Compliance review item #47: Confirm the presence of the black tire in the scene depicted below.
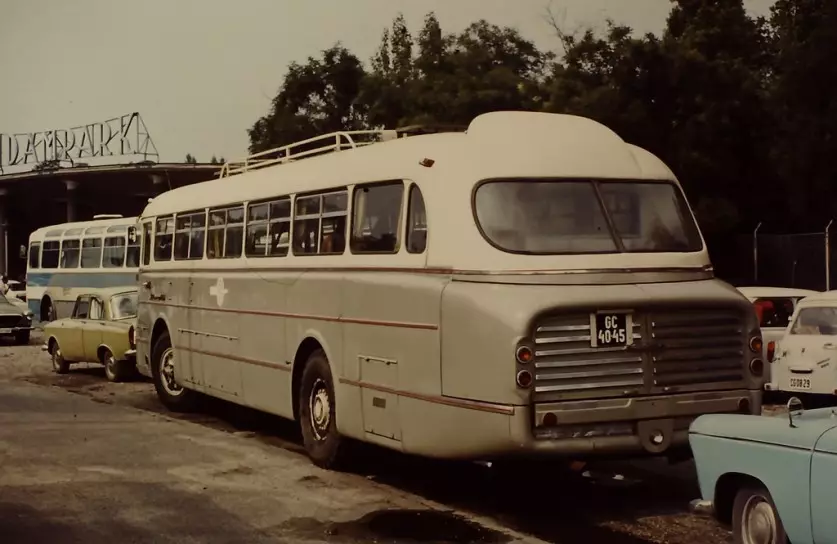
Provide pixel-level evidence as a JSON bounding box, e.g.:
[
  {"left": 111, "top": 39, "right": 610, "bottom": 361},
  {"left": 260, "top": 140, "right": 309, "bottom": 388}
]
[
  {"left": 732, "top": 484, "right": 788, "bottom": 544},
  {"left": 14, "top": 331, "right": 30, "bottom": 345},
  {"left": 299, "top": 349, "right": 349, "bottom": 469},
  {"left": 42, "top": 300, "right": 56, "bottom": 322},
  {"left": 151, "top": 331, "right": 196, "bottom": 411},
  {"left": 50, "top": 341, "right": 70, "bottom": 374},
  {"left": 103, "top": 348, "right": 130, "bottom": 383}
]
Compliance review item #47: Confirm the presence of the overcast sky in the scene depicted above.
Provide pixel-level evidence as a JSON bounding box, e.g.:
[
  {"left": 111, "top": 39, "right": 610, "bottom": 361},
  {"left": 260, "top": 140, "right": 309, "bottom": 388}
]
[{"left": 0, "top": 0, "right": 773, "bottom": 170}]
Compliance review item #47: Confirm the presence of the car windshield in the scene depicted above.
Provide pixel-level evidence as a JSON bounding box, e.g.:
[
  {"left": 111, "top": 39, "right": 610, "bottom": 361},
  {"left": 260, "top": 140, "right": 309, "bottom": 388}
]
[
  {"left": 790, "top": 307, "right": 837, "bottom": 335},
  {"left": 110, "top": 292, "right": 138, "bottom": 319},
  {"left": 474, "top": 180, "right": 703, "bottom": 254}
]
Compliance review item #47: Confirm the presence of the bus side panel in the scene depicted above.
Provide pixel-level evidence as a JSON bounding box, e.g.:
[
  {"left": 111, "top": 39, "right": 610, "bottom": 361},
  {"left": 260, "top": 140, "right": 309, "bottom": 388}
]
[
  {"left": 190, "top": 271, "right": 243, "bottom": 397},
  {"left": 237, "top": 269, "right": 296, "bottom": 418},
  {"left": 284, "top": 270, "right": 344, "bottom": 414},
  {"left": 339, "top": 272, "right": 443, "bottom": 445},
  {"left": 440, "top": 281, "right": 537, "bottom": 405}
]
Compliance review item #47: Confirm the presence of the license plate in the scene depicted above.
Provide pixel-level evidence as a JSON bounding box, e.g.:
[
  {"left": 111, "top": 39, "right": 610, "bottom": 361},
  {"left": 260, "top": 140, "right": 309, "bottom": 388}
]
[
  {"left": 592, "top": 312, "right": 629, "bottom": 347},
  {"left": 0, "top": 328, "right": 13, "bottom": 334},
  {"left": 789, "top": 377, "right": 811, "bottom": 391}
]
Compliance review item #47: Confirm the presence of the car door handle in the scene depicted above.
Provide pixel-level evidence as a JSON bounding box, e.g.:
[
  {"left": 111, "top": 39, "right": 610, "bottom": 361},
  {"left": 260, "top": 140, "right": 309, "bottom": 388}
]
[{"left": 824, "top": 343, "right": 837, "bottom": 350}]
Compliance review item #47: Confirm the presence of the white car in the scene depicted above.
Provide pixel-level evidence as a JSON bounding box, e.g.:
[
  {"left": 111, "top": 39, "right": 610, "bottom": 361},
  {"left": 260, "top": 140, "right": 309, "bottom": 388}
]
[
  {"left": 769, "top": 291, "right": 837, "bottom": 397},
  {"left": 737, "top": 286, "right": 819, "bottom": 388}
]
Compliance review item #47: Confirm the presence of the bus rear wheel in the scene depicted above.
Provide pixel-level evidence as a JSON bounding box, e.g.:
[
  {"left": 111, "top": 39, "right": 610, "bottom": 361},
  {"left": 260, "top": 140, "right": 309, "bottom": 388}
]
[
  {"left": 299, "top": 349, "right": 349, "bottom": 470},
  {"left": 152, "top": 331, "right": 196, "bottom": 412}
]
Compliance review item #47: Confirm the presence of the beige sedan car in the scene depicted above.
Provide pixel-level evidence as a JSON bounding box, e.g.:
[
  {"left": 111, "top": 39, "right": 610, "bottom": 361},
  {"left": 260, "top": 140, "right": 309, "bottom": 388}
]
[{"left": 42, "top": 288, "right": 138, "bottom": 382}]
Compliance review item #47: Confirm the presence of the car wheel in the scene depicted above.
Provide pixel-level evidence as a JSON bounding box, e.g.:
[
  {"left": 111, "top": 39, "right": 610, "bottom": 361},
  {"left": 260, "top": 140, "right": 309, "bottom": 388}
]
[
  {"left": 14, "top": 331, "right": 30, "bottom": 345},
  {"left": 151, "top": 331, "right": 196, "bottom": 411},
  {"left": 732, "top": 484, "right": 789, "bottom": 544},
  {"left": 298, "top": 349, "right": 349, "bottom": 470},
  {"left": 50, "top": 342, "right": 70, "bottom": 374},
  {"left": 103, "top": 349, "right": 129, "bottom": 383}
]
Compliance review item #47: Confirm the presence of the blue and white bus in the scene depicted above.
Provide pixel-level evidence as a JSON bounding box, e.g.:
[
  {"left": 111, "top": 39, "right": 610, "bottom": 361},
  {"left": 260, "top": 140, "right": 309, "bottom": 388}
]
[{"left": 26, "top": 215, "right": 140, "bottom": 323}]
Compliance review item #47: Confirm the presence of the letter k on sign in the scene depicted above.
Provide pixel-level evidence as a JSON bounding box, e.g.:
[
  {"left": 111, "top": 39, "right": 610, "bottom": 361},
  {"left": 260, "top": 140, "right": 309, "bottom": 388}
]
[{"left": 210, "top": 277, "right": 228, "bottom": 307}]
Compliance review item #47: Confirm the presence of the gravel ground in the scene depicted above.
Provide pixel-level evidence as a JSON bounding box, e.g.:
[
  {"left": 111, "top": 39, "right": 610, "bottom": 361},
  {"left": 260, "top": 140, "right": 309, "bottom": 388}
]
[{"left": 2, "top": 332, "right": 799, "bottom": 544}]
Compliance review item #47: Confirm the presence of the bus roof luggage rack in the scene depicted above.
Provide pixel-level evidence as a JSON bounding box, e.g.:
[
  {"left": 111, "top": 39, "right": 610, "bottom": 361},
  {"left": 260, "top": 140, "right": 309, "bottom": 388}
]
[
  {"left": 219, "top": 124, "right": 468, "bottom": 178},
  {"left": 219, "top": 130, "right": 398, "bottom": 178}
]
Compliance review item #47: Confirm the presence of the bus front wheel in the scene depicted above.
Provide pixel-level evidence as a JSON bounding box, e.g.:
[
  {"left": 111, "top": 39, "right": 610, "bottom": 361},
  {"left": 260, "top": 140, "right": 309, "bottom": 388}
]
[
  {"left": 152, "top": 331, "right": 197, "bottom": 412},
  {"left": 299, "top": 349, "right": 349, "bottom": 470}
]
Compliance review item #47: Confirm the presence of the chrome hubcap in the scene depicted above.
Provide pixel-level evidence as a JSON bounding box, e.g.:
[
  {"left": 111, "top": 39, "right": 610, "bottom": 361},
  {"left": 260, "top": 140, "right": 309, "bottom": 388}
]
[
  {"left": 160, "top": 348, "right": 183, "bottom": 396},
  {"left": 309, "top": 378, "right": 331, "bottom": 440},
  {"left": 742, "top": 494, "right": 778, "bottom": 544},
  {"left": 52, "top": 348, "right": 62, "bottom": 369}
]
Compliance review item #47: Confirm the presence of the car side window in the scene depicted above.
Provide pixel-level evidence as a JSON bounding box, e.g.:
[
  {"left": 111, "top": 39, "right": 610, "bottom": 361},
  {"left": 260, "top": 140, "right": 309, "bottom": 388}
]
[
  {"left": 753, "top": 297, "right": 796, "bottom": 328},
  {"left": 72, "top": 296, "right": 90, "bottom": 319},
  {"left": 88, "top": 298, "right": 103, "bottom": 320}
]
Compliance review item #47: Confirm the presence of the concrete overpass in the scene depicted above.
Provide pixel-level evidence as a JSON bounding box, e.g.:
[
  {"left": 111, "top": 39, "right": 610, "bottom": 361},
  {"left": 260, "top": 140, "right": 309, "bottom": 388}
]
[{"left": 0, "top": 162, "right": 221, "bottom": 279}]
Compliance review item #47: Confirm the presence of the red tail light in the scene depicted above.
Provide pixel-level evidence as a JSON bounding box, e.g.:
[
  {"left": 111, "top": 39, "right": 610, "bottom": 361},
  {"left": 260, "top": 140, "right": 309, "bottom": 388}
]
[
  {"left": 128, "top": 325, "right": 135, "bottom": 349},
  {"left": 767, "top": 341, "right": 776, "bottom": 362}
]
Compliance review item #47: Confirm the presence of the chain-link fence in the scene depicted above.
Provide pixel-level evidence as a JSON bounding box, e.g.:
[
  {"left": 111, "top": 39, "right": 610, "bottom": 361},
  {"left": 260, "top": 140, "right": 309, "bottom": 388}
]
[{"left": 708, "top": 231, "right": 834, "bottom": 291}]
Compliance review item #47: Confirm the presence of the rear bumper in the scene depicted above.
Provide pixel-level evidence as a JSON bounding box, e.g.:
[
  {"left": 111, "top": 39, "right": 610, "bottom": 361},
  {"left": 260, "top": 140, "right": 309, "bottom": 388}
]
[
  {"left": 381, "top": 388, "right": 761, "bottom": 460},
  {"left": 124, "top": 349, "right": 136, "bottom": 359},
  {"left": 526, "top": 389, "right": 760, "bottom": 456}
]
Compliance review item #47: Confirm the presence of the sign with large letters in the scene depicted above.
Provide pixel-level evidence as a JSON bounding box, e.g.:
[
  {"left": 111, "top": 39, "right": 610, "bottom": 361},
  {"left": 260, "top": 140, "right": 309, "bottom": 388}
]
[{"left": 0, "top": 112, "right": 159, "bottom": 173}]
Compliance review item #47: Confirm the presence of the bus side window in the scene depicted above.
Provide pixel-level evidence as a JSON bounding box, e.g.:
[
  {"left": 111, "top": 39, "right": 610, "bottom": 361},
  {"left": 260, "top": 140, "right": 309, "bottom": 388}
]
[
  {"left": 81, "top": 238, "right": 103, "bottom": 268},
  {"left": 293, "top": 191, "right": 348, "bottom": 255},
  {"left": 28, "top": 242, "right": 41, "bottom": 269},
  {"left": 141, "top": 222, "right": 152, "bottom": 266},
  {"left": 154, "top": 217, "right": 174, "bottom": 262},
  {"left": 60, "top": 239, "right": 81, "bottom": 268},
  {"left": 174, "top": 211, "right": 206, "bottom": 260},
  {"left": 350, "top": 181, "right": 404, "bottom": 254},
  {"left": 406, "top": 184, "right": 427, "bottom": 254},
  {"left": 126, "top": 232, "right": 141, "bottom": 267},
  {"left": 208, "top": 206, "right": 244, "bottom": 259},
  {"left": 42, "top": 241, "right": 60, "bottom": 268},
  {"left": 103, "top": 237, "right": 126, "bottom": 268}
]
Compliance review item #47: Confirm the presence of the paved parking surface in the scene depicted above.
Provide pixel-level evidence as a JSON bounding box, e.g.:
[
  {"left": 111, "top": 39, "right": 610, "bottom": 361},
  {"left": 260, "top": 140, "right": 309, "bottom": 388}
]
[{"left": 0, "top": 334, "right": 753, "bottom": 543}]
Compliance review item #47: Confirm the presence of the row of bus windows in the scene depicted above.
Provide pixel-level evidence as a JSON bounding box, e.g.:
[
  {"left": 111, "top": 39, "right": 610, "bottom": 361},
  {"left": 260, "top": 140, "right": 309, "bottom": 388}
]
[
  {"left": 28, "top": 236, "right": 141, "bottom": 270},
  {"left": 146, "top": 181, "right": 428, "bottom": 263}
]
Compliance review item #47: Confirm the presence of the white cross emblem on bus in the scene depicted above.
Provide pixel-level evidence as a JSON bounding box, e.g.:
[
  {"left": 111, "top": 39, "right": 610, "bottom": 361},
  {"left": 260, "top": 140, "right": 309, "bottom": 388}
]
[{"left": 210, "top": 277, "right": 228, "bottom": 307}]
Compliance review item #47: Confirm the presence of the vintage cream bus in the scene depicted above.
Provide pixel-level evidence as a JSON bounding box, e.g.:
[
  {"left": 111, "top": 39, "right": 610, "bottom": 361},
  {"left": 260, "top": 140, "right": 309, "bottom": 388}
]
[
  {"left": 27, "top": 215, "right": 141, "bottom": 323},
  {"left": 134, "top": 111, "right": 763, "bottom": 469}
]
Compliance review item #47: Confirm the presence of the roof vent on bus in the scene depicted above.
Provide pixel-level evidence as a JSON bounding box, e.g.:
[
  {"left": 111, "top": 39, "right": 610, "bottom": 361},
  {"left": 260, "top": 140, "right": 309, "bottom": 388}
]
[{"left": 93, "top": 214, "right": 123, "bottom": 219}]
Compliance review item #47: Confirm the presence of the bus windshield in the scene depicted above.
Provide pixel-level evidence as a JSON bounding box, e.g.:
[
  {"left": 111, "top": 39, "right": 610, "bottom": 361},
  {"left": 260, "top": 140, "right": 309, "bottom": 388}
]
[{"left": 474, "top": 179, "right": 703, "bottom": 255}]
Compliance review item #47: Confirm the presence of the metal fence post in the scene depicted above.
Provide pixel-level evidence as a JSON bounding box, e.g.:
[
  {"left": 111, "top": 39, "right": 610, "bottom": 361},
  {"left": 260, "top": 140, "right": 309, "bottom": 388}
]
[
  {"left": 753, "top": 222, "right": 762, "bottom": 284},
  {"left": 827, "top": 220, "right": 833, "bottom": 291}
]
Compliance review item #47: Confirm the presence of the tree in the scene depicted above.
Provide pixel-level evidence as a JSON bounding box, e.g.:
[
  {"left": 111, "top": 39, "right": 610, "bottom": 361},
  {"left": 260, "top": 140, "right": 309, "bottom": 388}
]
[
  {"left": 767, "top": 0, "right": 837, "bottom": 229},
  {"left": 361, "top": 13, "right": 552, "bottom": 128},
  {"left": 248, "top": 45, "right": 367, "bottom": 152},
  {"left": 544, "top": 0, "right": 773, "bottom": 235},
  {"left": 209, "top": 155, "right": 227, "bottom": 164},
  {"left": 184, "top": 153, "right": 197, "bottom": 164}
]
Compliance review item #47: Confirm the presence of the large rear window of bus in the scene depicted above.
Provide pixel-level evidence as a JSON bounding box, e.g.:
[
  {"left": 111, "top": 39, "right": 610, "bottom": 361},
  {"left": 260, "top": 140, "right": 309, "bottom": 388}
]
[{"left": 473, "top": 179, "right": 703, "bottom": 255}]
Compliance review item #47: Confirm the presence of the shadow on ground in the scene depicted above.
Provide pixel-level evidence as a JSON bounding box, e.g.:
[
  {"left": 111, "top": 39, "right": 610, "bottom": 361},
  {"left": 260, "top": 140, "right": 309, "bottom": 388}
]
[{"left": 30, "top": 368, "right": 730, "bottom": 544}]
